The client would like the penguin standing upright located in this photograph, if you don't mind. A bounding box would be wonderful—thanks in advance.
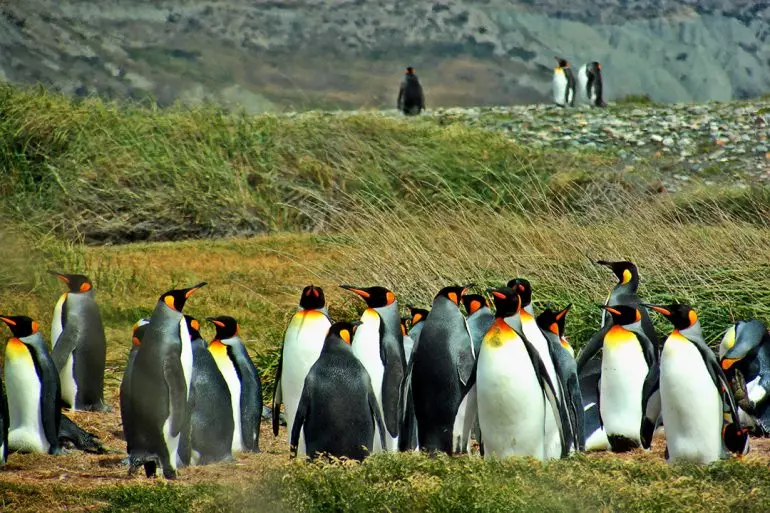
[273,285,331,456]
[552,57,576,107]
[49,272,108,411]
[180,315,233,465]
[342,285,406,452]
[720,320,770,433]
[410,285,476,455]
[291,321,386,461]
[399,306,430,452]
[476,287,566,460]
[576,62,607,107]
[120,318,150,456]
[648,303,749,462]
[124,283,205,479]
[0,316,61,455]
[397,66,425,115]
[207,316,262,453]
[0,365,7,465]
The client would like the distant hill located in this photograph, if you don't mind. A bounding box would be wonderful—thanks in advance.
[1,1,769,111]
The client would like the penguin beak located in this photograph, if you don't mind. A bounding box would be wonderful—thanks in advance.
[340,285,370,299]
[48,270,70,284]
[600,305,622,316]
[184,282,208,299]
[556,304,572,320]
[0,316,16,327]
[642,304,671,317]
[206,317,226,328]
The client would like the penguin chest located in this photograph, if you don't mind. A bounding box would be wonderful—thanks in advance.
[660,334,722,463]
[59,353,77,410]
[179,319,193,395]
[600,327,649,438]
[552,70,568,104]
[521,315,560,399]
[210,345,243,454]
[351,310,385,402]
[5,340,49,453]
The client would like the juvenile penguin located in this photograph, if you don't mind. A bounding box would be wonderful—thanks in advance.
[397,66,425,115]
[648,303,749,462]
[125,282,205,479]
[342,285,406,452]
[207,316,262,453]
[462,294,494,355]
[577,61,607,107]
[580,305,657,452]
[180,315,233,465]
[552,57,576,107]
[399,306,430,452]
[272,285,331,456]
[120,318,150,456]
[410,284,476,455]
[477,287,566,460]
[291,321,386,461]
[720,320,770,433]
[1,315,61,455]
[49,271,108,411]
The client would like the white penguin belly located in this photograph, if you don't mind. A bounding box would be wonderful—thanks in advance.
[179,319,193,395]
[576,65,589,103]
[478,339,546,460]
[352,309,385,453]
[281,310,329,456]
[214,354,244,454]
[660,335,722,464]
[5,349,49,454]
[552,71,568,105]
[59,354,78,410]
[601,332,648,442]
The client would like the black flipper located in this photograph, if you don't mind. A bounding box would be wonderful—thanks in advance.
[640,361,660,449]
[163,356,188,437]
[30,346,61,454]
[58,414,107,454]
[576,324,610,374]
[379,318,402,438]
[272,341,285,437]
[289,380,310,459]
[50,322,79,372]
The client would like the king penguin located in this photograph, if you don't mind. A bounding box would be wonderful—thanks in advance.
[207,315,262,454]
[180,315,233,465]
[291,321,386,461]
[120,318,150,456]
[124,282,205,479]
[401,318,414,366]
[0,361,7,465]
[648,303,749,462]
[0,315,61,455]
[462,294,494,355]
[576,61,607,107]
[720,319,770,434]
[341,285,406,453]
[399,306,430,452]
[272,285,331,456]
[49,271,108,412]
[410,284,476,455]
[552,57,576,107]
[476,287,566,460]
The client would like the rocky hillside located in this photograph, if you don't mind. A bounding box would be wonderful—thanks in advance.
[1,1,769,111]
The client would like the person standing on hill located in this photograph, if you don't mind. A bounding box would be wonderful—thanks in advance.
[397,67,425,116]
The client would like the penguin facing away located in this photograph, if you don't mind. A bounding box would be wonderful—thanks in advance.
[125,282,205,479]
[272,285,331,457]
[0,315,61,455]
[410,284,476,455]
[120,318,150,457]
[576,61,606,107]
[552,57,576,107]
[341,284,406,453]
[49,271,108,412]
[207,315,262,454]
[648,303,749,462]
[397,66,425,115]
[181,315,234,465]
[476,287,566,460]
[399,306,430,452]
[291,321,386,461]
[720,320,770,433]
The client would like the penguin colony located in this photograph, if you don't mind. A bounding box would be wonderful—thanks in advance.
[1,260,767,476]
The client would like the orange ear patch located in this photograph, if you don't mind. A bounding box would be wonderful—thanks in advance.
[549,322,559,335]
[635,309,642,322]
[386,291,396,305]
[191,319,200,331]
[339,329,351,344]
[31,321,39,334]
[80,282,92,292]
[688,310,698,326]
[412,313,424,325]
[470,300,481,314]
[448,292,459,305]
[164,296,176,309]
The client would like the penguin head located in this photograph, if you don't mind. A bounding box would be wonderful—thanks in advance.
[644,303,698,331]
[596,260,638,286]
[0,315,40,338]
[506,278,532,308]
[462,294,488,316]
[405,66,414,75]
[207,316,239,340]
[49,271,93,293]
[488,287,520,318]
[131,318,151,346]
[159,282,207,312]
[340,285,397,309]
[723,422,750,457]
[555,57,569,68]
[601,305,641,326]
[536,304,572,338]
[436,284,473,306]
[298,285,325,310]
[409,306,429,327]
[184,315,203,340]
[720,320,770,370]
[328,320,361,345]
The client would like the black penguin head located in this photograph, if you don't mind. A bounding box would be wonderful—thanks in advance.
[0,315,40,338]
[590,61,602,74]
[488,287,520,318]
[327,320,361,345]
[462,294,488,316]
[184,315,203,340]
[597,260,638,286]
[409,306,429,326]
[536,304,571,337]
[49,271,93,293]
[601,305,641,326]
[207,315,239,340]
[340,285,396,309]
[644,303,698,332]
[405,66,414,75]
[436,284,473,307]
[131,318,150,346]
[159,282,207,312]
[298,285,325,310]
[555,57,569,68]
[723,423,750,457]
[506,278,532,308]
[720,320,770,371]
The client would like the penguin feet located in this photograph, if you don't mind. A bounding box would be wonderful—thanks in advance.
[84,403,113,413]
[162,466,178,480]
[607,435,640,453]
